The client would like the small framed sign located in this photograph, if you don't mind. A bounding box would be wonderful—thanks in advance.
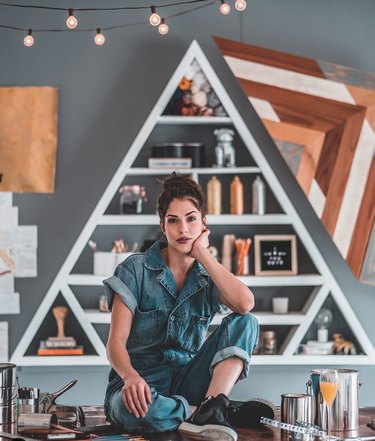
[254,234,298,276]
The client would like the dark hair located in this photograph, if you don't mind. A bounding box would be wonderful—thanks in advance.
[157,172,207,220]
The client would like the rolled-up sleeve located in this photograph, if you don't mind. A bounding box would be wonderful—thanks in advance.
[103,261,139,315]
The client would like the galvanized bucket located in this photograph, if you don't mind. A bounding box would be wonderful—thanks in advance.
[0,363,17,425]
[307,368,361,433]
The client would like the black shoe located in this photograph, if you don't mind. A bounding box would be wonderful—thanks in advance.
[228,398,276,428]
[178,394,237,441]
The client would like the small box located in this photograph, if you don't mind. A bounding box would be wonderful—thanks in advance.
[115,252,134,266]
[93,252,116,276]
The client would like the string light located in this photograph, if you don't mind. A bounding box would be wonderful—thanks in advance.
[66,8,78,29]
[219,0,231,15]
[0,0,242,45]
[94,28,105,45]
[235,0,246,11]
[149,6,161,26]
[158,18,169,35]
[23,29,34,47]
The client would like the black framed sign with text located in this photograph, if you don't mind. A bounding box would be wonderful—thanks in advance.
[254,234,298,275]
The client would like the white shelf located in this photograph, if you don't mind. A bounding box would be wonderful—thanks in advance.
[69,273,323,287]
[85,309,111,323]
[251,355,372,365]
[12,40,374,367]
[127,166,261,175]
[17,355,109,366]
[98,213,291,225]
[211,312,305,326]
[157,116,232,124]
[237,274,324,286]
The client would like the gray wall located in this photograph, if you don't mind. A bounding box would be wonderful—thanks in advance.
[1,0,374,406]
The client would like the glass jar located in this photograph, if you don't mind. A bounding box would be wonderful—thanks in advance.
[261,330,277,355]
[119,185,146,214]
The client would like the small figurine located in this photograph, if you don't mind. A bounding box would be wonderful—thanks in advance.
[213,128,235,167]
[332,333,356,355]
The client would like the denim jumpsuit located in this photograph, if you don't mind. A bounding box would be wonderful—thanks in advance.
[103,240,259,433]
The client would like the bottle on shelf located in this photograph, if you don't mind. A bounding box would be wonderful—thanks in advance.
[207,176,222,215]
[252,175,266,215]
[230,175,243,215]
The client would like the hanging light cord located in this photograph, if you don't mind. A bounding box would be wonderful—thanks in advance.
[0,0,217,33]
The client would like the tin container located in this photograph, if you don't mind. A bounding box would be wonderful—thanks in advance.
[307,368,360,432]
[18,412,58,435]
[0,363,17,425]
[18,387,40,414]
[281,393,315,428]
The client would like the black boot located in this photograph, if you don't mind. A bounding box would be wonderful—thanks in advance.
[178,394,237,441]
[228,397,276,428]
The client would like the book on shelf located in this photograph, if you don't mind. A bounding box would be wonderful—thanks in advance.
[148,157,192,169]
[37,346,84,356]
[45,337,77,348]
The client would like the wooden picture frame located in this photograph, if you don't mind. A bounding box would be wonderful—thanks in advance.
[216,37,375,284]
[254,234,298,276]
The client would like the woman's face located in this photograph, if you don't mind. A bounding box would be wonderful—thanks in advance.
[161,198,206,254]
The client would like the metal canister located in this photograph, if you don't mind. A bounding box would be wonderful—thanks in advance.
[18,387,40,414]
[18,412,58,435]
[307,368,360,433]
[0,363,17,425]
[281,393,315,427]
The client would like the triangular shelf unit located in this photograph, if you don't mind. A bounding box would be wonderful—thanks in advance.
[11,40,375,366]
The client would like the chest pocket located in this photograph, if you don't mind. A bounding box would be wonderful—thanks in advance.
[181,314,210,353]
[128,308,161,346]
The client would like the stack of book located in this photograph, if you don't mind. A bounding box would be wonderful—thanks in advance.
[38,336,84,356]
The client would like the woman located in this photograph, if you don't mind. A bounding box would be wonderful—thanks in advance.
[103,173,274,441]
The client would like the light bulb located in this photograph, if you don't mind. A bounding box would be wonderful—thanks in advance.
[66,9,78,29]
[220,0,231,15]
[23,29,34,47]
[94,28,105,46]
[235,0,247,11]
[149,6,161,26]
[314,308,333,343]
[158,19,169,35]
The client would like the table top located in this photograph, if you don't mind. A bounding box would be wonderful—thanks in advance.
[1,406,374,441]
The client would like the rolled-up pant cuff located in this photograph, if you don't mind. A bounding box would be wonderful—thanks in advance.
[172,393,192,419]
[209,346,250,381]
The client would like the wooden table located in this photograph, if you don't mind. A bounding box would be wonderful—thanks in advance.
[1,406,374,441]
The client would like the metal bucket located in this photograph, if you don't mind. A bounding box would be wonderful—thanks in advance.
[307,368,360,433]
[0,363,17,425]
[281,393,315,427]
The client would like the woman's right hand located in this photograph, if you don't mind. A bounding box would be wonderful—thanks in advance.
[121,372,152,418]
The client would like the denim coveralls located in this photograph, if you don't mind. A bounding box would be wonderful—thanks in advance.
[103,240,259,433]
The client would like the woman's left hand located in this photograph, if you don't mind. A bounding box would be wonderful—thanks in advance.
[190,228,210,259]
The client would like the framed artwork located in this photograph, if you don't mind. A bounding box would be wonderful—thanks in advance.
[216,37,375,284]
[254,234,298,276]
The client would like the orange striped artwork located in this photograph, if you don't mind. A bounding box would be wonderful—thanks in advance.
[215,37,375,285]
